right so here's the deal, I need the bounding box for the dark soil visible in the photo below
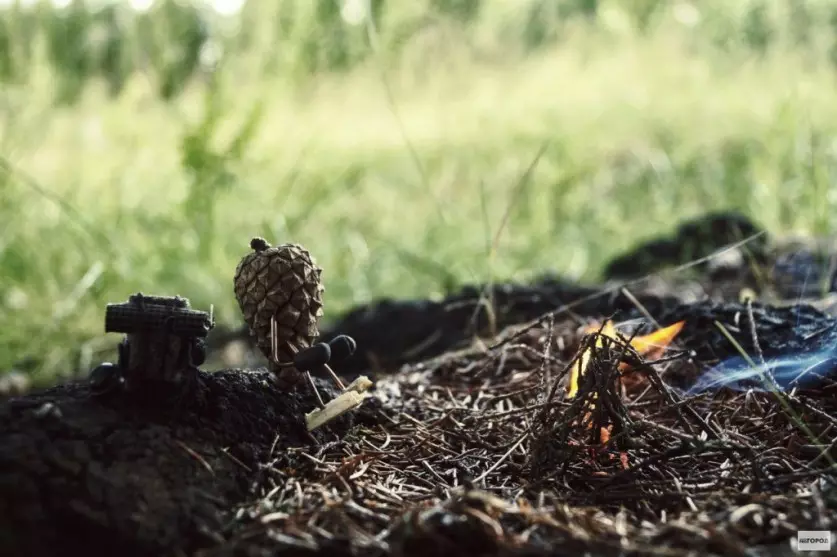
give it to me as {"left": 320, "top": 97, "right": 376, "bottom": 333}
{"left": 0, "top": 369, "right": 364, "bottom": 557}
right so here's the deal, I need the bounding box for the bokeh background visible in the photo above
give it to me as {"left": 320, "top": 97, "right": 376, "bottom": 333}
{"left": 2, "top": 0, "right": 837, "bottom": 386}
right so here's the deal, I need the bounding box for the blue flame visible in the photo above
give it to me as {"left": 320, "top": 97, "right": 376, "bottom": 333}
{"left": 685, "top": 349, "right": 837, "bottom": 395}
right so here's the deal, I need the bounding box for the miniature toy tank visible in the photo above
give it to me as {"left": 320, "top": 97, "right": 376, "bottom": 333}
{"left": 101, "top": 293, "right": 214, "bottom": 395}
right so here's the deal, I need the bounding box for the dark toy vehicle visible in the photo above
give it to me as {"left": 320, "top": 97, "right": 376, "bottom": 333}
{"left": 89, "top": 293, "right": 214, "bottom": 398}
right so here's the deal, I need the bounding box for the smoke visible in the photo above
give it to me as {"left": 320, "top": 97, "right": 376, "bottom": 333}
{"left": 685, "top": 349, "right": 837, "bottom": 395}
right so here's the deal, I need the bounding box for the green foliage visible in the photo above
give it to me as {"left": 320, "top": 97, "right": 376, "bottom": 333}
{"left": 430, "top": 0, "right": 481, "bottom": 24}
{"left": 742, "top": 1, "right": 774, "bottom": 55}
{"left": 4, "top": 1, "right": 837, "bottom": 103}
{"left": 180, "top": 82, "right": 263, "bottom": 259}
{"left": 46, "top": 1, "right": 95, "bottom": 104}
{"left": 4, "top": 0, "right": 837, "bottom": 385}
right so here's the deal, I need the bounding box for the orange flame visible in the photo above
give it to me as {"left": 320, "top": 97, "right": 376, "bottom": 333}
{"left": 567, "top": 320, "right": 685, "bottom": 399}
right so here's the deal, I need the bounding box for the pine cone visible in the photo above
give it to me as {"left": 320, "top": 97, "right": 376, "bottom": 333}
{"left": 233, "top": 238, "right": 325, "bottom": 374}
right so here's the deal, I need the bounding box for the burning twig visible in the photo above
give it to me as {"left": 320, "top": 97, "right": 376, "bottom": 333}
{"left": 567, "top": 319, "right": 685, "bottom": 399}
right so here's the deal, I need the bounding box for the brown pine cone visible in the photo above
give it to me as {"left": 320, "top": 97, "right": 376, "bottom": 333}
{"left": 233, "top": 238, "right": 325, "bottom": 381}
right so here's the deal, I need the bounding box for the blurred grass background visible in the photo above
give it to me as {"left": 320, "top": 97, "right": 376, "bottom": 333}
{"left": 2, "top": 0, "right": 837, "bottom": 386}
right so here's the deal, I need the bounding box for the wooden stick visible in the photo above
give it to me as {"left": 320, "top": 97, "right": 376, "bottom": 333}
{"left": 305, "top": 376, "right": 373, "bottom": 431}
{"left": 319, "top": 363, "right": 346, "bottom": 391}
{"left": 304, "top": 371, "right": 327, "bottom": 409}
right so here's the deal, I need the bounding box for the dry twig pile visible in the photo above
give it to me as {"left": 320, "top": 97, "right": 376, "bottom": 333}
{"left": 213, "top": 302, "right": 837, "bottom": 557}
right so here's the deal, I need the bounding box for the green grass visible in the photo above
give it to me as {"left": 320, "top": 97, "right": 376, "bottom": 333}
{"left": 4, "top": 1, "right": 837, "bottom": 385}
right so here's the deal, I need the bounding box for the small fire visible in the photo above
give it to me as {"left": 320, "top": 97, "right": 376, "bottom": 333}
{"left": 564, "top": 319, "right": 683, "bottom": 463}
{"left": 567, "top": 319, "right": 685, "bottom": 399}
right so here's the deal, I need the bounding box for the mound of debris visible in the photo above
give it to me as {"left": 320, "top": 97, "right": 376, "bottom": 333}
{"left": 205, "top": 300, "right": 837, "bottom": 557}
{"left": 0, "top": 367, "right": 364, "bottom": 557}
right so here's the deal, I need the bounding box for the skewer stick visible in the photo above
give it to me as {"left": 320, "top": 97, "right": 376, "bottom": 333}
{"left": 270, "top": 316, "right": 325, "bottom": 407}
{"left": 320, "top": 363, "right": 346, "bottom": 391}
{"left": 304, "top": 369, "right": 327, "bottom": 408}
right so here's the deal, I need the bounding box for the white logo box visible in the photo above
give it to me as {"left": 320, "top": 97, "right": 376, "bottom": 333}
{"left": 797, "top": 531, "right": 832, "bottom": 552}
